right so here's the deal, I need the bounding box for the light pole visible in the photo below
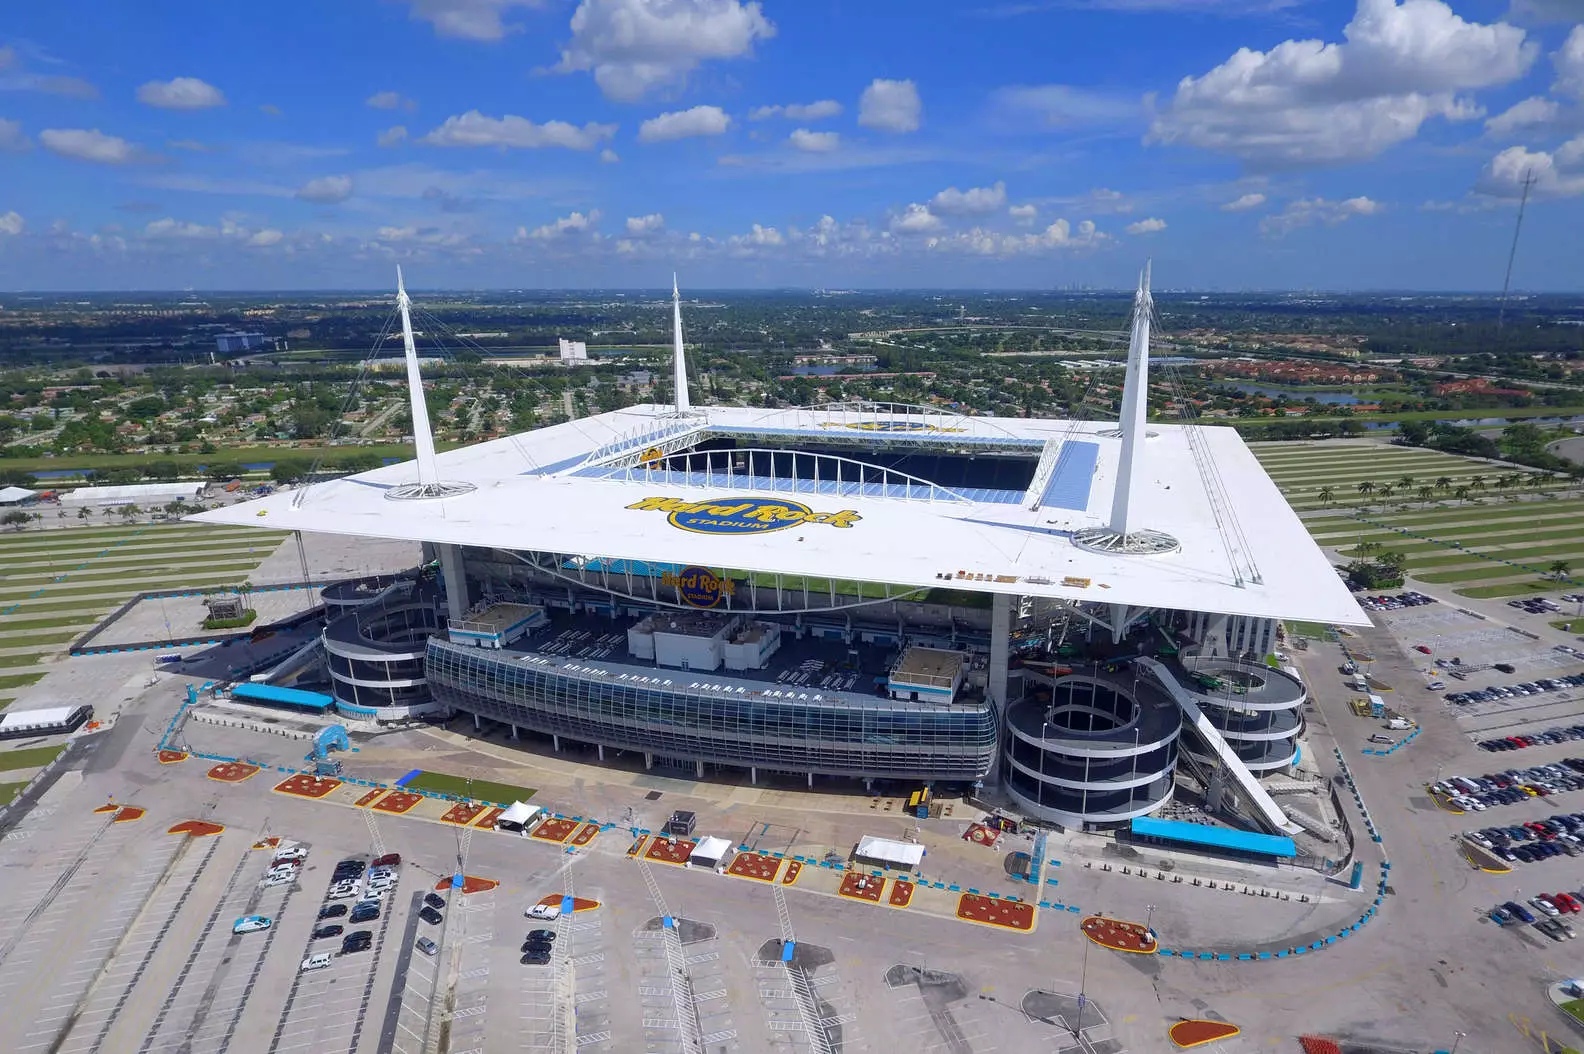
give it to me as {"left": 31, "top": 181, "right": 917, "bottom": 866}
{"left": 1145, "top": 903, "right": 1157, "bottom": 934}
{"left": 1448, "top": 1030, "right": 1466, "bottom": 1054}
{"left": 1072, "top": 912, "right": 1095, "bottom": 1040}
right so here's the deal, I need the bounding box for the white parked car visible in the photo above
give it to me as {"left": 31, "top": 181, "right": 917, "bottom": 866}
{"left": 274, "top": 846, "right": 309, "bottom": 864}
{"left": 357, "top": 888, "right": 386, "bottom": 904}
{"left": 525, "top": 903, "right": 562, "bottom": 921}
{"left": 327, "top": 884, "right": 360, "bottom": 901}
{"left": 301, "top": 953, "right": 333, "bottom": 972}
{"left": 263, "top": 873, "right": 294, "bottom": 888}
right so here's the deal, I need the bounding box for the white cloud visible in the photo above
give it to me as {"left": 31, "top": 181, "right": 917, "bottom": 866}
{"left": 136, "top": 77, "right": 226, "bottom": 110}
{"left": 1221, "top": 191, "right": 1267, "bottom": 211}
{"left": 1485, "top": 96, "right": 1560, "bottom": 136}
{"left": 1476, "top": 138, "right": 1584, "bottom": 198}
{"left": 378, "top": 125, "right": 409, "bottom": 147}
{"left": 1125, "top": 217, "right": 1167, "bottom": 234}
{"left": 730, "top": 222, "right": 783, "bottom": 247}
{"left": 626, "top": 213, "right": 664, "bottom": 234}
{"left": 750, "top": 100, "right": 842, "bottom": 121}
{"left": 521, "top": 209, "right": 601, "bottom": 240}
{"left": 930, "top": 181, "right": 1007, "bottom": 215}
{"left": 638, "top": 105, "right": 731, "bottom": 143}
{"left": 0, "top": 211, "right": 22, "bottom": 236}
{"left": 422, "top": 110, "right": 617, "bottom": 149}
{"left": 788, "top": 128, "right": 839, "bottom": 152}
{"left": 144, "top": 217, "right": 219, "bottom": 238}
{"left": 1556, "top": 25, "right": 1584, "bottom": 99}
{"left": 368, "top": 90, "right": 417, "bottom": 111}
{"left": 600, "top": 147, "right": 620, "bottom": 163}
{"left": 890, "top": 203, "right": 942, "bottom": 233}
{"left": 405, "top": 0, "right": 539, "bottom": 40}
{"left": 557, "top": 0, "right": 776, "bottom": 102}
{"left": 859, "top": 78, "right": 922, "bottom": 133}
{"left": 1150, "top": 0, "right": 1537, "bottom": 166}
{"left": 926, "top": 218, "right": 1107, "bottom": 257}
{"left": 992, "top": 84, "right": 1140, "bottom": 127}
{"left": 1009, "top": 203, "right": 1037, "bottom": 224}
{"left": 167, "top": 138, "right": 209, "bottom": 152}
{"left": 1259, "top": 195, "right": 1383, "bottom": 235}
{"left": 0, "top": 118, "right": 26, "bottom": 152}
{"left": 39, "top": 128, "right": 138, "bottom": 165}
{"left": 246, "top": 228, "right": 284, "bottom": 247}
{"left": 296, "top": 175, "right": 354, "bottom": 204}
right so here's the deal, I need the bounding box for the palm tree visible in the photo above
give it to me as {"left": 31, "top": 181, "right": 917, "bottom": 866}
{"left": 1454, "top": 485, "right": 1470, "bottom": 503}
{"left": 1378, "top": 483, "right": 1395, "bottom": 501}
{"left": 1469, "top": 475, "right": 1485, "bottom": 492}
{"left": 1417, "top": 485, "right": 1434, "bottom": 505}
{"left": 1435, "top": 476, "right": 1452, "bottom": 492}
{"left": 1551, "top": 560, "right": 1572, "bottom": 582}
{"left": 76, "top": 507, "right": 90, "bottom": 520}
{"left": 1357, "top": 481, "right": 1376, "bottom": 499}
{"left": 1398, "top": 474, "right": 1415, "bottom": 492}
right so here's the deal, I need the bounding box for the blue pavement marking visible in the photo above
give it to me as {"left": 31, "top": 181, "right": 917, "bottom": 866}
{"left": 395, "top": 769, "right": 422, "bottom": 787}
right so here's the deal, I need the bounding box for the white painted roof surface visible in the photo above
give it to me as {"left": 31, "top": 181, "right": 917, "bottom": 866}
{"left": 498, "top": 801, "right": 540, "bottom": 826}
{"left": 689, "top": 836, "right": 733, "bottom": 863}
{"left": 856, "top": 835, "right": 925, "bottom": 867}
{"left": 61, "top": 481, "right": 204, "bottom": 505}
{"left": 0, "top": 706, "right": 83, "bottom": 731}
{"left": 0, "top": 486, "right": 35, "bottom": 503}
{"left": 190, "top": 403, "right": 1368, "bottom": 626}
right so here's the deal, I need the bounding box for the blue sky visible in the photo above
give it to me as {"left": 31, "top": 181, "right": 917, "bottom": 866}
{"left": 0, "top": 0, "right": 1581, "bottom": 291}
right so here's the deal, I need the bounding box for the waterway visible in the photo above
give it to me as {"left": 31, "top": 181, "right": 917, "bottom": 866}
{"left": 1229, "top": 383, "right": 1362, "bottom": 405}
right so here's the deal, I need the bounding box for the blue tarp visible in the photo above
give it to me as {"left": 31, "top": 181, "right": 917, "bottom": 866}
{"left": 1129, "top": 815, "right": 1296, "bottom": 858}
{"left": 231, "top": 682, "right": 334, "bottom": 712}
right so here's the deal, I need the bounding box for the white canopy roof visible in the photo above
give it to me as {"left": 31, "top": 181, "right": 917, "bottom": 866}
{"left": 62, "top": 482, "right": 204, "bottom": 506}
{"left": 190, "top": 403, "right": 1368, "bottom": 626}
{"left": 856, "top": 835, "right": 925, "bottom": 868}
{"left": 0, "top": 486, "right": 35, "bottom": 503}
{"left": 0, "top": 705, "right": 85, "bottom": 732}
{"left": 498, "top": 801, "right": 540, "bottom": 826}
{"left": 689, "top": 835, "right": 733, "bottom": 863}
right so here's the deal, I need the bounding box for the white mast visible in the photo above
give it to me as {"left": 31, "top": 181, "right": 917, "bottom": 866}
{"left": 1108, "top": 260, "right": 1152, "bottom": 536}
{"left": 671, "top": 273, "right": 691, "bottom": 414}
{"left": 397, "top": 266, "right": 440, "bottom": 490}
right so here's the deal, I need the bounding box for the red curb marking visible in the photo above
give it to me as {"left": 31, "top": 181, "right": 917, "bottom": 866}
{"left": 782, "top": 860, "right": 802, "bottom": 885}
{"left": 354, "top": 788, "right": 386, "bottom": 808}
{"left": 1170, "top": 1020, "right": 1241, "bottom": 1048}
{"left": 206, "top": 762, "right": 260, "bottom": 783}
{"left": 168, "top": 820, "right": 224, "bottom": 837}
{"left": 113, "top": 806, "right": 145, "bottom": 823}
{"left": 433, "top": 875, "right": 499, "bottom": 894}
{"left": 1080, "top": 915, "right": 1157, "bottom": 953}
{"left": 157, "top": 750, "right": 188, "bottom": 764}
{"left": 475, "top": 807, "right": 505, "bottom": 829}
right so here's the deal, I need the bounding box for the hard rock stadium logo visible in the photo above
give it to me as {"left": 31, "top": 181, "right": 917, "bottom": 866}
{"left": 626, "top": 496, "right": 862, "bottom": 535}
{"left": 661, "top": 565, "right": 736, "bottom": 608}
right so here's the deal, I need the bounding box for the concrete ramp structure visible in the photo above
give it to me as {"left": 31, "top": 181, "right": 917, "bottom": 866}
{"left": 1135, "top": 657, "right": 1302, "bottom": 836}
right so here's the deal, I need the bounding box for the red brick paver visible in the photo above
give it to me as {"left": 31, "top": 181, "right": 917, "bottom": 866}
{"left": 728, "top": 852, "right": 782, "bottom": 882}
{"left": 956, "top": 893, "right": 1034, "bottom": 931}
{"left": 441, "top": 802, "right": 486, "bottom": 826}
{"left": 353, "top": 788, "right": 386, "bottom": 808}
{"left": 839, "top": 873, "right": 885, "bottom": 902}
{"left": 113, "top": 806, "right": 145, "bottom": 823}
{"left": 643, "top": 837, "right": 695, "bottom": 865}
{"left": 370, "top": 790, "right": 422, "bottom": 814}
{"left": 274, "top": 774, "right": 342, "bottom": 799}
{"left": 157, "top": 750, "right": 188, "bottom": 764}
{"left": 571, "top": 822, "right": 600, "bottom": 847}
{"left": 782, "top": 860, "right": 802, "bottom": 885}
{"left": 889, "top": 880, "right": 914, "bottom": 907}
{"left": 532, "top": 817, "right": 578, "bottom": 843}
{"left": 475, "top": 807, "right": 505, "bottom": 829}
{"left": 1081, "top": 915, "right": 1157, "bottom": 953}
{"left": 206, "top": 762, "right": 260, "bottom": 783}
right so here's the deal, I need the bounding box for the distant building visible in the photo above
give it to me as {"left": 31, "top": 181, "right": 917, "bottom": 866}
{"left": 216, "top": 332, "right": 267, "bottom": 354}
{"left": 558, "top": 338, "right": 589, "bottom": 363}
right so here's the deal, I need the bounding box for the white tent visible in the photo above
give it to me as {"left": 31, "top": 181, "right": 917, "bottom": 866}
{"left": 855, "top": 835, "right": 925, "bottom": 869}
{"left": 0, "top": 704, "right": 92, "bottom": 739}
{"left": 59, "top": 482, "right": 204, "bottom": 507}
{"left": 496, "top": 801, "right": 542, "bottom": 833}
{"left": 0, "top": 486, "right": 35, "bottom": 505}
{"left": 688, "top": 835, "right": 733, "bottom": 869}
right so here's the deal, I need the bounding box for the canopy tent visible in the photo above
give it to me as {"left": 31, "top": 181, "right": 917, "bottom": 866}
{"left": 0, "top": 486, "right": 35, "bottom": 505}
{"left": 855, "top": 835, "right": 925, "bottom": 869}
{"left": 496, "top": 801, "right": 542, "bottom": 833}
{"left": 688, "top": 835, "right": 733, "bottom": 868}
{"left": 0, "top": 704, "right": 92, "bottom": 740}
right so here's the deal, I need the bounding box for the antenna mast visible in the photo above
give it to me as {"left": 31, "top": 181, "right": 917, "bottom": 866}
{"left": 1495, "top": 169, "right": 1536, "bottom": 339}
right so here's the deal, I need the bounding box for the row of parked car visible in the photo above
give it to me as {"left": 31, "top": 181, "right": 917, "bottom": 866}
{"left": 1479, "top": 723, "right": 1584, "bottom": 752}
{"left": 1465, "top": 812, "right": 1584, "bottom": 863}
{"left": 304, "top": 853, "right": 403, "bottom": 966}
{"left": 1357, "top": 591, "right": 1437, "bottom": 612}
{"left": 1450, "top": 674, "right": 1584, "bottom": 709}
{"left": 1509, "top": 596, "right": 1569, "bottom": 616}
{"left": 1434, "top": 762, "right": 1584, "bottom": 811}
{"left": 1492, "top": 898, "right": 1580, "bottom": 942}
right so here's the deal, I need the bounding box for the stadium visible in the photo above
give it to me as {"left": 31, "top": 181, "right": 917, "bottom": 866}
{"left": 196, "top": 270, "right": 1368, "bottom": 836}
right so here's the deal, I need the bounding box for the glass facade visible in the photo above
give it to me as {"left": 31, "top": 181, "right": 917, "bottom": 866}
{"left": 425, "top": 638, "right": 997, "bottom": 781}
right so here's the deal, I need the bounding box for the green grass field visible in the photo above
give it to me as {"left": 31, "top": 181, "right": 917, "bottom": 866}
{"left": 402, "top": 771, "right": 538, "bottom": 805}
{"left": 0, "top": 781, "right": 26, "bottom": 806}
{"left": 0, "top": 743, "right": 67, "bottom": 772}
{"left": 1254, "top": 441, "right": 1584, "bottom": 598}
{"left": 0, "top": 673, "right": 43, "bottom": 692}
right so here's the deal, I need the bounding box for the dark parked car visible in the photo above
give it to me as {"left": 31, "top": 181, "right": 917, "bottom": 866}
{"left": 373, "top": 852, "right": 402, "bottom": 868}
{"left": 521, "top": 949, "right": 551, "bottom": 965}
{"left": 526, "top": 929, "right": 557, "bottom": 942}
{"left": 318, "top": 904, "right": 348, "bottom": 920}
{"left": 419, "top": 906, "right": 444, "bottom": 926}
{"left": 423, "top": 893, "right": 447, "bottom": 911}
{"left": 313, "top": 925, "right": 344, "bottom": 940}
{"left": 350, "top": 904, "right": 380, "bottom": 924}
{"left": 341, "top": 930, "right": 374, "bottom": 954}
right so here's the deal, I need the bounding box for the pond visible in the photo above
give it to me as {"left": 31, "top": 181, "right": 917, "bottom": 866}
{"left": 1230, "top": 383, "right": 1362, "bottom": 405}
